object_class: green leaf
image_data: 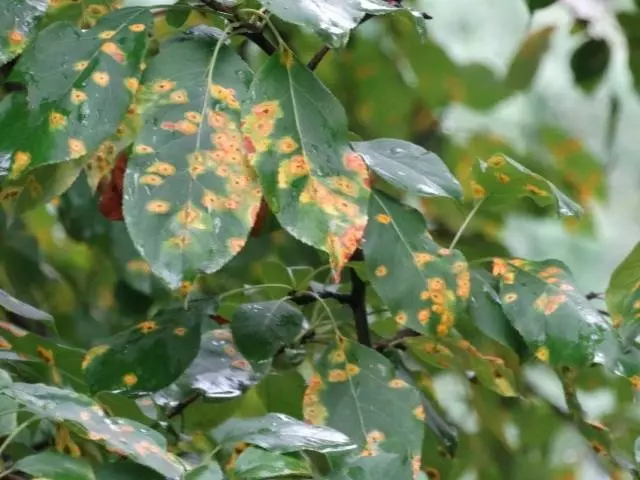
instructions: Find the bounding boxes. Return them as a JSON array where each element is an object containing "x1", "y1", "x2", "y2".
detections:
[
  {"x1": 1, "y1": 382, "x2": 185, "y2": 477},
  {"x1": 492, "y1": 258, "x2": 612, "y2": 367},
  {"x1": 363, "y1": 191, "x2": 468, "y2": 337},
  {"x1": 353, "y1": 139, "x2": 463, "y2": 199},
  {"x1": 244, "y1": 50, "x2": 370, "y2": 281},
  {"x1": 526, "y1": 0, "x2": 556, "y2": 11},
  {"x1": 165, "y1": 2, "x2": 191, "y2": 28},
  {"x1": 214, "y1": 413, "x2": 356, "y2": 454},
  {"x1": 231, "y1": 301, "x2": 307, "y2": 362},
  {"x1": 43, "y1": 0, "x2": 114, "y2": 28},
  {"x1": 0, "y1": 288, "x2": 53, "y2": 322},
  {"x1": 255, "y1": 370, "x2": 305, "y2": 419},
  {"x1": 14, "y1": 452, "x2": 95, "y2": 480},
  {"x1": 618, "y1": 12, "x2": 640, "y2": 92},
  {"x1": 469, "y1": 154, "x2": 582, "y2": 217},
  {"x1": 95, "y1": 461, "x2": 165, "y2": 480},
  {"x1": 606, "y1": 242, "x2": 640, "y2": 330},
  {"x1": 327, "y1": 439, "x2": 415, "y2": 480},
  {"x1": 123, "y1": 36, "x2": 261, "y2": 289},
  {"x1": 82, "y1": 307, "x2": 203, "y2": 395},
  {"x1": 185, "y1": 463, "x2": 225, "y2": 480},
  {"x1": 233, "y1": 447, "x2": 311, "y2": 479},
  {"x1": 3, "y1": 8, "x2": 151, "y2": 179},
  {"x1": 303, "y1": 338, "x2": 424, "y2": 459},
  {"x1": 570, "y1": 37, "x2": 610, "y2": 94},
  {"x1": 505, "y1": 26, "x2": 555, "y2": 91},
  {"x1": 0, "y1": 369, "x2": 17, "y2": 436},
  {"x1": 0, "y1": 0, "x2": 48, "y2": 65}
]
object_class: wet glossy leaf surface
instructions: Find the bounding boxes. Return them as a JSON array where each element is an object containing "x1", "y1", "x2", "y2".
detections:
[
  {"x1": 214, "y1": 413, "x2": 356, "y2": 454},
  {"x1": 364, "y1": 191, "x2": 468, "y2": 336},
  {"x1": 124, "y1": 36, "x2": 260, "y2": 289},
  {"x1": 83, "y1": 307, "x2": 203, "y2": 395},
  {"x1": 185, "y1": 463, "x2": 225, "y2": 480},
  {"x1": 231, "y1": 301, "x2": 307, "y2": 362},
  {"x1": 14, "y1": 452, "x2": 95, "y2": 480},
  {"x1": 245, "y1": 50, "x2": 370, "y2": 280},
  {"x1": 0, "y1": 287, "x2": 53, "y2": 321},
  {"x1": 303, "y1": 338, "x2": 424, "y2": 460},
  {"x1": 0, "y1": 0, "x2": 48, "y2": 65},
  {"x1": 233, "y1": 446, "x2": 311, "y2": 479},
  {"x1": 327, "y1": 439, "x2": 415, "y2": 480},
  {"x1": 353, "y1": 139, "x2": 463, "y2": 199},
  {"x1": 606, "y1": 241, "x2": 640, "y2": 330}
]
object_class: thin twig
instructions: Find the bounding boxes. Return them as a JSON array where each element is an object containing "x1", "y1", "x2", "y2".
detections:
[
  {"x1": 374, "y1": 328, "x2": 420, "y2": 351},
  {"x1": 307, "y1": 45, "x2": 331, "y2": 71},
  {"x1": 349, "y1": 266, "x2": 371, "y2": 347},
  {"x1": 166, "y1": 392, "x2": 201, "y2": 419},
  {"x1": 289, "y1": 289, "x2": 351, "y2": 306}
]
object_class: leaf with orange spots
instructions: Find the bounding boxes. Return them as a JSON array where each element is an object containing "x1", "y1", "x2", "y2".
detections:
[
  {"x1": 606, "y1": 242, "x2": 640, "y2": 335},
  {"x1": 83, "y1": 307, "x2": 203, "y2": 394},
  {"x1": 244, "y1": 50, "x2": 370, "y2": 280},
  {"x1": 304, "y1": 338, "x2": 424, "y2": 460},
  {"x1": 43, "y1": 0, "x2": 116, "y2": 28},
  {"x1": 469, "y1": 154, "x2": 582, "y2": 216},
  {"x1": 123, "y1": 37, "x2": 261, "y2": 289},
  {"x1": 0, "y1": 0, "x2": 47, "y2": 65},
  {"x1": 363, "y1": 191, "x2": 468, "y2": 337},
  {"x1": 0, "y1": 383, "x2": 185, "y2": 478},
  {"x1": 494, "y1": 258, "x2": 611, "y2": 367}
]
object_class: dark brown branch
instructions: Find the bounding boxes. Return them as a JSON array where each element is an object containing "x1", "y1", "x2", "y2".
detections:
[
  {"x1": 374, "y1": 328, "x2": 420, "y2": 351},
  {"x1": 307, "y1": 45, "x2": 331, "y2": 71},
  {"x1": 586, "y1": 292, "x2": 604, "y2": 300},
  {"x1": 289, "y1": 289, "x2": 351, "y2": 306},
  {"x1": 166, "y1": 392, "x2": 200, "y2": 419}
]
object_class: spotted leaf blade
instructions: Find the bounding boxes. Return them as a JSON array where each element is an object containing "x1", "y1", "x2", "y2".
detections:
[
  {"x1": 83, "y1": 308, "x2": 203, "y2": 395},
  {"x1": 606, "y1": 242, "x2": 640, "y2": 331},
  {"x1": 303, "y1": 338, "x2": 424, "y2": 467},
  {"x1": 1, "y1": 8, "x2": 151, "y2": 183},
  {"x1": 244, "y1": 51, "x2": 370, "y2": 280},
  {"x1": 363, "y1": 191, "x2": 468, "y2": 337},
  {"x1": 0, "y1": 0, "x2": 48, "y2": 66},
  {"x1": 43, "y1": 0, "x2": 117, "y2": 28},
  {"x1": 469, "y1": 154, "x2": 582, "y2": 216},
  {"x1": 493, "y1": 258, "x2": 612, "y2": 367},
  {"x1": 124, "y1": 38, "x2": 261, "y2": 289}
]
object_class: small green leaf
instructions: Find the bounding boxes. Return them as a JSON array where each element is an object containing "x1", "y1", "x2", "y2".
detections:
[
  {"x1": 469, "y1": 154, "x2": 582, "y2": 216},
  {"x1": 82, "y1": 307, "x2": 203, "y2": 395},
  {"x1": 231, "y1": 301, "x2": 307, "y2": 362},
  {"x1": 214, "y1": 413, "x2": 356, "y2": 454},
  {"x1": 185, "y1": 463, "x2": 225, "y2": 480},
  {"x1": 0, "y1": 369, "x2": 17, "y2": 436},
  {"x1": 233, "y1": 447, "x2": 311, "y2": 479},
  {"x1": 505, "y1": 26, "x2": 555, "y2": 91},
  {"x1": 526, "y1": 0, "x2": 556, "y2": 11},
  {"x1": 353, "y1": 139, "x2": 463, "y2": 199},
  {"x1": 165, "y1": 2, "x2": 191, "y2": 28},
  {"x1": 14, "y1": 452, "x2": 95, "y2": 480},
  {"x1": 0, "y1": 288, "x2": 53, "y2": 322},
  {"x1": 570, "y1": 37, "x2": 610, "y2": 94},
  {"x1": 364, "y1": 191, "x2": 468, "y2": 337},
  {"x1": 0, "y1": 0, "x2": 48, "y2": 65},
  {"x1": 618, "y1": 12, "x2": 640, "y2": 92},
  {"x1": 244, "y1": 50, "x2": 370, "y2": 280},
  {"x1": 606, "y1": 242, "x2": 640, "y2": 330}
]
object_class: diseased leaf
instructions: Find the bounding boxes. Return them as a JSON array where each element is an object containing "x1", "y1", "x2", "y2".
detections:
[
  {"x1": 364, "y1": 191, "x2": 468, "y2": 337},
  {"x1": 0, "y1": 0, "x2": 48, "y2": 66},
  {"x1": 469, "y1": 154, "x2": 582, "y2": 216},
  {"x1": 233, "y1": 447, "x2": 311, "y2": 479},
  {"x1": 303, "y1": 338, "x2": 424, "y2": 461},
  {"x1": 492, "y1": 258, "x2": 612, "y2": 367},
  {"x1": 14, "y1": 452, "x2": 95, "y2": 480},
  {"x1": 244, "y1": 50, "x2": 370, "y2": 281},
  {"x1": 231, "y1": 301, "x2": 307, "y2": 362},
  {"x1": 327, "y1": 439, "x2": 416, "y2": 480},
  {"x1": 0, "y1": 383, "x2": 185, "y2": 478},
  {"x1": 214, "y1": 413, "x2": 356, "y2": 454},
  {"x1": 43, "y1": 0, "x2": 115, "y2": 27},
  {"x1": 82, "y1": 307, "x2": 203, "y2": 395},
  {"x1": 0, "y1": 287, "x2": 53, "y2": 322},
  {"x1": 505, "y1": 26, "x2": 555, "y2": 91},
  {"x1": 353, "y1": 139, "x2": 463, "y2": 199},
  {"x1": 606, "y1": 242, "x2": 640, "y2": 331},
  {"x1": 123, "y1": 36, "x2": 261, "y2": 289}
]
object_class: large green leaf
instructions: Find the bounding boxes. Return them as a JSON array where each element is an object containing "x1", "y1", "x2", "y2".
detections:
[
  {"x1": 214, "y1": 413, "x2": 356, "y2": 454},
  {"x1": 303, "y1": 338, "x2": 424, "y2": 461},
  {"x1": 14, "y1": 452, "x2": 95, "y2": 480},
  {"x1": 233, "y1": 447, "x2": 311, "y2": 479},
  {"x1": 0, "y1": 383, "x2": 185, "y2": 477},
  {"x1": 231, "y1": 301, "x2": 307, "y2": 362},
  {"x1": 606, "y1": 242, "x2": 640, "y2": 331},
  {"x1": 363, "y1": 191, "x2": 468, "y2": 337},
  {"x1": 244, "y1": 50, "x2": 370, "y2": 281},
  {"x1": 492, "y1": 258, "x2": 612, "y2": 367},
  {"x1": 505, "y1": 26, "x2": 554, "y2": 91},
  {"x1": 0, "y1": 0, "x2": 48, "y2": 65},
  {"x1": 469, "y1": 154, "x2": 582, "y2": 216},
  {"x1": 3, "y1": 8, "x2": 151, "y2": 178},
  {"x1": 82, "y1": 307, "x2": 203, "y2": 395},
  {"x1": 353, "y1": 139, "x2": 463, "y2": 199},
  {"x1": 123, "y1": 36, "x2": 261, "y2": 289},
  {"x1": 0, "y1": 287, "x2": 53, "y2": 322}
]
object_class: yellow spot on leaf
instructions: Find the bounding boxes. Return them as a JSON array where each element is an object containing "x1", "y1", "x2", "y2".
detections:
[
  {"x1": 395, "y1": 311, "x2": 408, "y2": 326},
  {"x1": 128, "y1": 23, "x2": 146, "y2": 32},
  {"x1": 147, "y1": 162, "x2": 176, "y2": 176},
  {"x1": 123, "y1": 373, "x2": 138, "y2": 386},
  {"x1": 376, "y1": 213, "x2": 391, "y2": 224},
  {"x1": 346, "y1": 363, "x2": 360, "y2": 376},
  {"x1": 127, "y1": 259, "x2": 151, "y2": 273},
  {"x1": 169, "y1": 89, "x2": 188, "y2": 104},
  {"x1": 137, "y1": 320, "x2": 158, "y2": 333},
  {"x1": 73, "y1": 60, "x2": 89, "y2": 71},
  {"x1": 177, "y1": 204, "x2": 205, "y2": 229},
  {"x1": 49, "y1": 111, "x2": 67, "y2": 130},
  {"x1": 413, "y1": 252, "x2": 434, "y2": 267},
  {"x1": 418, "y1": 309, "x2": 431, "y2": 325},
  {"x1": 135, "y1": 144, "x2": 154, "y2": 154},
  {"x1": 184, "y1": 111, "x2": 202, "y2": 123},
  {"x1": 70, "y1": 89, "x2": 88, "y2": 104},
  {"x1": 152, "y1": 79, "x2": 175, "y2": 93},
  {"x1": 470, "y1": 181, "x2": 486, "y2": 199},
  {"x1": 100, "y1": 42, "x2": 125, "y2": 62},
  {"x1": 10, "y1": 151, "x2": 31, "y2": 178},
  {"x1": 329, "y1": 349, "x2": 345, "y2": 364},
  {"x1": 413, "y1": 405, "x2": 426, "y2": 421},
  {"x1": 487, "y1": 155, "x2": 506, "y2": 168},
  {"x1": 173, "y1": 327, "x2": 187, "y2": 336},
  {"x1": 98, "y1": 30, "x2": 115, "y2": 39},
  {"x1": 91, "y1": 71, "x2": 110, "y2": 87},
  {"x1": 389, "y1": 378, "x2": 408, "y2": 388},
  {"x1": 36, "y1": 346, "x2": 54, "y2": 365},
  {"x1": 503, "y1": 292, "x2": 518, "y2": 303},
  {"x1": 374, "y1": 265, "x2": 387, "y2": 277},
  {"x1": 535, "y1": 346, "x2": 549, "y2": 362},
  {"x1": 228, "y1": 237, "x2": 246, "y2": 254},
  {"x1": 175, "y1": 120, "x2": 198, "y2": 135},
  {"x1": 524, "y1": 184, "x2": 549, "y2": 196},
  {"x1": 328, "y1": 369, "x2": 348, "y2": 382},
  {"x1": 277, "y1": 136, "x2": 298, "y2": 154},
  {"x1": 68, "y1": 138, "x2": 87, "y2": 158},
  {"x1": 145, "y1": 200, "x2": 170, "y2": 214},
  {"x1": 124, "y1": 77, "x2": 139, "y2": 92},
  {"x1": 140, "y1": 174, "x2": 163, "y2": 186},
  {"x1": 168, "y1": 233, "x2": 190, "y2": 249},
  {"x1": 82, "y1": 345, "x2": 108, "y2": 369},
  {"x1": 7, "y1": 29, "x2": 25, "y2": 47}
]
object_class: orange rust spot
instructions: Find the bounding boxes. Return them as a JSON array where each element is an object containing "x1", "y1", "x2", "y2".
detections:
[
  {"x1": 123, "y1": 373, "x2": 138, "y2": 386},
  {"x1": 91, "y1": 71, "x2": 110, "y2": 87},
  {"x1": 145, "y1": 200, "x2": 170, "y2": 214},
  {"x1": 128, "y1": 23, "x2": 146, "y2": 32}
]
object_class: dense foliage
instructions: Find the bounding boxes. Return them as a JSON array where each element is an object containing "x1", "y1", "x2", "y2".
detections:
[{"x1": 0, "y1": 0, "x2": 639, "y2": 478}]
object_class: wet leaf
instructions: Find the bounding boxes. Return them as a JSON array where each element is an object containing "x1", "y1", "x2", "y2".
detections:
[
  {"x1": 469, "y1": 154, "x2": 582, "y2": 217},
  {"x1": 505, "y1": 26, "x2": 555, "y2": 91},
  {"x1": 244, "y1": 50, "x2": 370, "y2": 281},
  {"x1": 43, "y1": 0, "x2": 115, "y2": 27},
  {"x1": 303, "y1": 338, "x2": 424, "y2": 459},
  {"x1": 492, "y1": 258, "x2": 611, "y2": 367},
  {"x1": 353, "y1": 139, "x2": 462, "y2": 199},
  {"x1": 606, "y1": 242, "x2": 640, "y2": 330},
  {"x1": 214, "y1": 413, "x2": 356, "y2": 454},
  {"x1": 570, "y1": 37, "x2": 610, "y2": 93},
  {"x1": 327, "y1": 439, "x2": 415, "y2": 480},
  {"x1": 0, "y1": 0, "x2": 48, "y2": 66},
  {"x1": 14, "y1": 452, "x2": 95, "y2": 480},
  {"x1": 95, "y1": 461, "x2": 165, "y2": 480},
  {"x1": 123, "y1": 36, "x2": 261, "y2": 289},
  {"x1": 231, "y1": 301, "x2": 307, "y2": 362},
  {"x1": 82, "y1": 307, "x2": 203, "y2": 395},
  {"x1": 3, "y1": 9, "x2": 151, "y2": 179},
  {"x1": 363, "y1": 191, "x2": 468, "y2": 337},
  {"x1": 185, "y1": 463, "x2": 225, "y2": 480},
  {"x1": 233, "y1": 447, "x2": 311, "y2": 479},
  {"x1": 0, "y1": 382, "x2": 185, "y2": 477},
  {"x1": 0, "y1": 287, "x2": 53, "y2": 322}
]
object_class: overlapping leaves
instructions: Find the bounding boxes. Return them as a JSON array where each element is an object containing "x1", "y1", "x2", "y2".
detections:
[
  {"x1": 606, "y1": 242, "x2": 640, "y2": 331},
  {"x1": 124, "y1": 36, "x2": 261, "y2": 289},
  {"x1": 0, "y1": 0, "x2": 48, "y2": 65}
]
